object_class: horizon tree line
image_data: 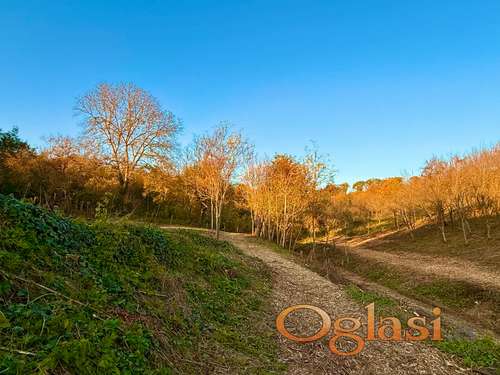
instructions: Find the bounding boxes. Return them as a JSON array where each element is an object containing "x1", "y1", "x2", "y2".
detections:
[{"x1": 1, "y1": 82, "x2": 499, "y2": 248}]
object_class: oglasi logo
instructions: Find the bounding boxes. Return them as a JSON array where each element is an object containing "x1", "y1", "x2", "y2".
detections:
[{"x1": 276, "y1": 304, "x2": 442, "y2": 356}]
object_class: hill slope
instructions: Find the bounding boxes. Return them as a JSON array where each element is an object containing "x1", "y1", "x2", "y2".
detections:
[{"x1": 0, "y1": 194, "x2": 284, "y2": 374}]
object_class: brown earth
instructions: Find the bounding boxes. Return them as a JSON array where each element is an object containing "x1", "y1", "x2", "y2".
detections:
[
  {"x1": 220, "y1": 231, "x2": 471, "y2": 375},
  {"x1": 340, "y1": 243, "x2": 500, "y2": 291}
]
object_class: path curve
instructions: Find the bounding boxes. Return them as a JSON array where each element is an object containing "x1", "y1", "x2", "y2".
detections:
[
  {"x1": 346, "y1": 246, "x2": 500, "y2": 290},
  {"x1": 221, "y1": 232, "x2": 469, "y2": 375}
]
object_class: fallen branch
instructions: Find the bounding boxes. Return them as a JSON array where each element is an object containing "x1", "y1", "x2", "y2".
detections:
[
  {"x1": 0, "y1": 269, "x2": 110, "y2": 321},
  {"x1": 138, "y1": 290, "x2": 169, "y2": 298},
  {"x1": 0, "y1": 346, "x2": 36, "y2": 356},
  {"x1": 0, "y1": 269, "x2": 85, "y2": 306}
]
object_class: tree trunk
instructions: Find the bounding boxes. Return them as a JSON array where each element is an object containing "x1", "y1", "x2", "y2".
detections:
[
  {"x1": 437, "y1": 205, "x2": 447, "y2": 243},
  {"x1": 402, "y1": 210, "x2": 414, "y2": 239},
  {"x1": 440, "y1": 224, "x2": 447, "y2": 243},
  {"x1": 312, "y1": 217, "x2": 316, "y2": 251},
  {"x1": 210, "y1": 198, "x2": 214, "y2": 230},
  {"x1": 461, "y1": 216, "x2": 468, "y2": 244},
  {"x1": 215, "y1": 200, "x2": 223, "y2": 240},
  {"x1": 465, "y1": 219, "x2": 472, "y2": 235},
  {"x1": 288, "y1": 229, "x2": 294, "y2": 251}
]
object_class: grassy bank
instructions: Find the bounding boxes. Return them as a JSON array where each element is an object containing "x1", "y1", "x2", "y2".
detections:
[
  {"x1": 344, "y1": 285, "x2": 499, "y2": 371},
  {"x1": 295, "y1": 242, "x2": 500, "y2": 333},
  {"x1": 312, "y1": 245, "x2": 500, "y2": 371},
  {"x1": 0, "y1": 194, "x2": 285, "y2": 374},
  {"x1": 369, "y1": 215, "x2": 500, "y2": 271}
]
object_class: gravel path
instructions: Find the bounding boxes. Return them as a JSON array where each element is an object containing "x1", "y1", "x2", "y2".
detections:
[{"x1": 221, "y1": 232, "x2": 469, "y2": 375}]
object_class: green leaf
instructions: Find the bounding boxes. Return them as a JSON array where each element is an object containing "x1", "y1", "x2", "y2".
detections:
[{"x1": 0, "y1": 311, "x2": 10, "y2": 328}]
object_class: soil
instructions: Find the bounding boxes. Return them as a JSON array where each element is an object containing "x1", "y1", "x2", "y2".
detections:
[
  {"x1": 220, "y1": 232, "x2": 471, "y2": 375},
  {"x1": 342, "y1": 244, "x2": 500, "y2": 291}
]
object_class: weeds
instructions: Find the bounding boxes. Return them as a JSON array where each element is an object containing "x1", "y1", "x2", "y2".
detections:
[
  {"x1": 344, "y1": 284, "x2": 500, "y2": 370},
  {"x1": 0, "y1": 194, "x2": 285, "y2": 374},
  {"x1": 435, "y1": 337, "x2": 499, "y2": 369}
]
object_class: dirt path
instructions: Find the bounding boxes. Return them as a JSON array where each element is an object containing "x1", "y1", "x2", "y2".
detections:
[
  {"x1": 344, "y1": 246, "x2": 500, "y2": 290},
  {"x1": 220, "y1": 232, "x2": 469, "y2": 375}
]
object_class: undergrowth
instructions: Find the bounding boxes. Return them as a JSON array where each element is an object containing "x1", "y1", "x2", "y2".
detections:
[
  {"x1": 345, "y1": 285, "x2": 500, "y2": 371},
  {"x1": 0, "y1": 194, "x2": 285, "y2": 374},
  {"x1": 295, "y1": 242, "x2": 500, "y2": 332}
]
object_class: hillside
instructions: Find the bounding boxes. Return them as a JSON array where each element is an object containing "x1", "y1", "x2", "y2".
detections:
[
  {"x1": 366, "y1": 215, "x2": 500, "y2": 271},
  {"x1": 294, "y1": 217, "x2": 500, "y2": 333},
  {"x1": 0, "y1": 194, "x2": 284, "y2": 374}
]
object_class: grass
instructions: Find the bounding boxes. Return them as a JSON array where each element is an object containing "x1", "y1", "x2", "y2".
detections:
[
  {"x1": 338, "y1": 218, "x2": 395, "y2": 237},
  {"x1": 344, "y1": 284, "x2": 396, "y2": 312},
  {"x1": 294, "y1": 242, "x2": 500, "y2": 333},
  {"x1": 435, "y1": 337, "x2": 500, "y2": 370},
  {"x1": 345, "y1": 284, "x2": 500, "y2": 371},
  {"x1": 0, "y1": 194, "x2": 286, "y2": 374},
  {"x1": 369, "y1": 215, "x2": 500, "y2": 271},
  {"x1": 412, "y1": 280, "x2": 495, "y2": 309}
]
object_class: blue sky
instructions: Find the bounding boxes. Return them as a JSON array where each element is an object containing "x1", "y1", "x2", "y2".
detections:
[{"x1": 1, "y1": 0, "x2": 499, "y2": 185}]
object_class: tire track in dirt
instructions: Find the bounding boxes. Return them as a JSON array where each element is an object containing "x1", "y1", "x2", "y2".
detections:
[{"x1": 345, "y1": 246, "x2": 500, "y2": 290}]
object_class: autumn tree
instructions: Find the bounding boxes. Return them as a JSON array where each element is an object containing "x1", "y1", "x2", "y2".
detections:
[
  {"x1": 470, "y1": 146, "x2": 500, "y2": 238},
  {"x1": 0, "y1": 127, "x2": 34, "y2": 195},
  {"x1": 75, "y1": 83, "x2": 180, "y2": 198},
  {"x1": 242, "y1": 155, "x2": 313, "y2": 249},
  {"x1": 191, "y1": 123, "x2": 252, "y2": 239},
  {"x1": 242, "y1": 158, "x2": 267, "y2": 235},
  {"x1": 304, "y1": 144, "x2": 333, "y2": 248}
]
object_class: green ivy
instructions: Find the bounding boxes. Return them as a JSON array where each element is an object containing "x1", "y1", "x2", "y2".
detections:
[{"x1": 0, "y1": 194, "x2": 284, "y2": 374}]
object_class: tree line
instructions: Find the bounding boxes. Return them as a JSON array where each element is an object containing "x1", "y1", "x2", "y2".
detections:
[
  {"x1": 1, "y1": 82, "x2": 499, "y2": 247},
  {"x1": 0, "y1": 83, "x2": 252, "y2": 238},
  {"x1": 319, "y1": 147, "x2": 500, "y2": 244}
]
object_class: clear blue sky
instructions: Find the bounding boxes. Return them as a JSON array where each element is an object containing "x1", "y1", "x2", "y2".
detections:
[{"x1": 1, "y1": 0, "x2": 499, "y2": 185}]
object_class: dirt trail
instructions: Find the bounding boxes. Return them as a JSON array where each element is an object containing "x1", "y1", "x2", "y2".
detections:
[
  {"x1": 344, "y1": 245, "x2": 500, "y2": 290},
  {"x1": 220, "y1": 232, "x2": 469, "y2": 375}
]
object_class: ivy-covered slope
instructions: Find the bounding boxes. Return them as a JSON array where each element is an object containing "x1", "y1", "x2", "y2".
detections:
[{"x1": 0, "y1": 194, "x2": 284, "y2": 374}]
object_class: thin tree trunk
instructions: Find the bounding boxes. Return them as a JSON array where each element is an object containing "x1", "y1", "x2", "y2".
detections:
[
  {"x1": 215, "y1": 200, "x2": 223, "y2": 240},
  {"x1": 461, "y1": 216, "x2": 468, "y2": 244},
  {"x1": 465, "y1": 219, "x2": 471, "y2": 234},
  {"x1": 440, "y1": 224, "x2": 447, "y2": 243},
  {"x1": 312, "y1": 217, "x2": 316, "y2": 251},
  {"x1": 210, "y1": 198, "x2": 214, "y2": 230},
  {"x1": 437, "y1": 205, "x2": 447, "y2": 243}
]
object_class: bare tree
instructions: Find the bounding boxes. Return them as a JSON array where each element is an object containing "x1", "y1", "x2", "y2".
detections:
[
  {"x1": 192, "y1": 123, "x2": 252, "y2": 239},
  {"x1": 304, "y1": 143, "x2": 333, "y2": 250},
  {"x1": 75, "y1": 83, "x2": 180, "y2": 197},
  {"x1": 243, "y1": 158, "x2": 267, "y2": 235}
]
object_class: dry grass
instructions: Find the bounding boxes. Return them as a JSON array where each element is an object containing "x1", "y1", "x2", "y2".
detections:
[{"x1": 367, "y1": 215, "x2": 500, "y2": 271}]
